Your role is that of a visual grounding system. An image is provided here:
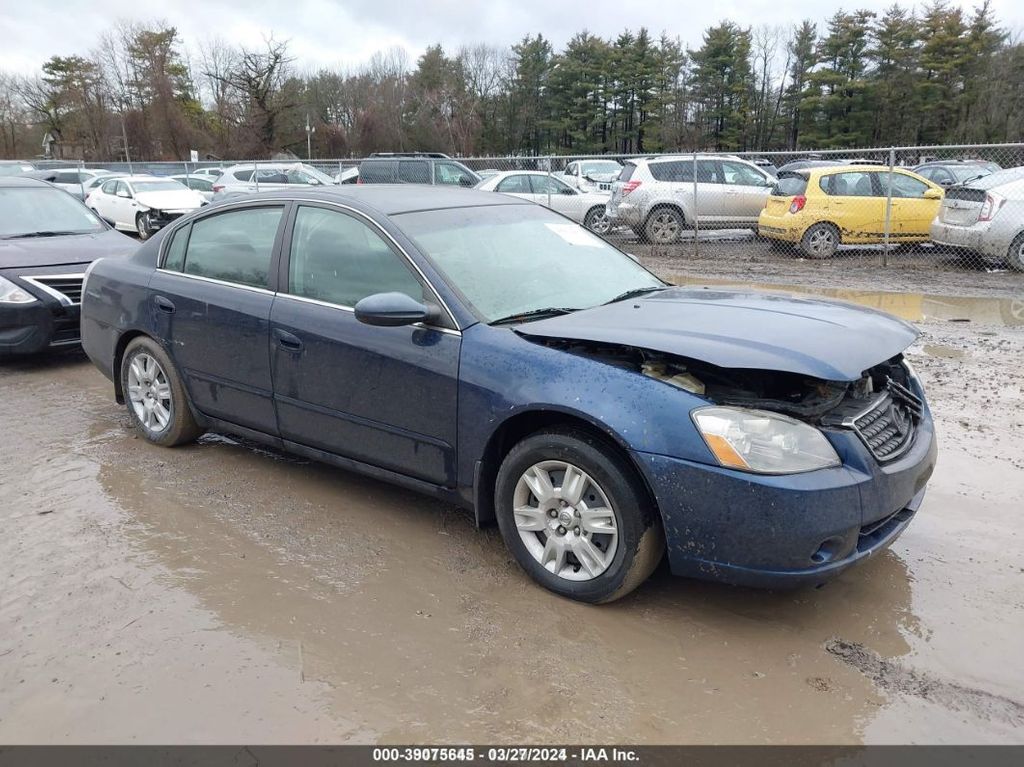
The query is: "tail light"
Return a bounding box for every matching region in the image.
[356,176,364,185]
[978,192,1004,222]
[621,180,642,196]
[789,195,806,214]
[212,184,224,193]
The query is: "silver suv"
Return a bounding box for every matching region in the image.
[607,155,775,243]
[212,163,337,199]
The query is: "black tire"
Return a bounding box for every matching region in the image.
[136,212,153,241]
[1007,233,1024,273]
[800,222,840,259]
[494,428,664,603]
[120,336,203,447]
[583,206,611,235]
[643,207,685,245]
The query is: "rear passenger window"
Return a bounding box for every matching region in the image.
[182,207,284,289]
[163,225,189,271]
[360,161,398,183]
[233,170,254,181]
[821,172,876,197]
[398,160,430,184]
[288,206,423,307]
[650,161,690,182]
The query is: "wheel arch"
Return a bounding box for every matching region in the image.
[472,408,662,533]
[112,329,153,403]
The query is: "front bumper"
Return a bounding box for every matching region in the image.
[0,271,83,356]
[632,411,937,589]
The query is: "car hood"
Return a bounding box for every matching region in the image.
[136,189,204,210]
[516,287,920,381]
[0,228,138,270]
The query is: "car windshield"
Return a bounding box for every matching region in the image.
[132,180,188,193]
[0,164,34,177]
[580,161,621,176]
[0,187,106,237]
[396,205,664,322]
[967,166,1024,190]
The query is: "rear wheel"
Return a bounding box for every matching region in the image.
[800,222,840,259]
[120,337,203,447]
[644,207,685,245]
[1007,233,1024,272]
[495,429,664,603]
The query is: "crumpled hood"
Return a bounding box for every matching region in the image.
[0,228,138,270]
[516,287,920,381]
[136,189,204,211]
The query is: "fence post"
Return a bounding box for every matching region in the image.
[78,158,85,200]
[692,150,700,259]
[545,156,552,209]
[254,159,259,193]
[883,146,895,267]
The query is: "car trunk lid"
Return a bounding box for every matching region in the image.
[938,186,986,226]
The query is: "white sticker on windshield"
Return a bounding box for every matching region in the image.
[544,223,603,247]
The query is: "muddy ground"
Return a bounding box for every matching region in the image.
[1,277,1023,744]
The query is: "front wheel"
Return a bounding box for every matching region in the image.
[136,212,154,241]
[120,337,203,446]
[584,206,611,236]
[800,222,840,259]
[495,429,664,603]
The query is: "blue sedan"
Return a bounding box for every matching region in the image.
[80,187,936,602]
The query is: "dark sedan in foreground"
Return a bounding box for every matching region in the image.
[1,177,137,356]
[80,187,936,602]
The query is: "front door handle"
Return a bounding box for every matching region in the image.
[154,295,175,314]
[273,328,304,352]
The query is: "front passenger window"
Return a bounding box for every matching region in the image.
[288,206,424,307]
[182,207,284,289]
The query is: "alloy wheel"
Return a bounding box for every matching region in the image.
[127,353,172,433]
[512,460,619,581]
[806,226,837,257]
[649,212,680,243]
[587,210,612,235]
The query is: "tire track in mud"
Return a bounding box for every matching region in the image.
[826,638,1024,728]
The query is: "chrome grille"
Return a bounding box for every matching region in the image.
[23,274,85,305]
[850,380,923,462]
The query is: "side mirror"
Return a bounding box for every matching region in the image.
[354,292,437,327]
[923,188,943,200]
[626,252,641,264]
[308,178,322,186]
[116,189,130,198]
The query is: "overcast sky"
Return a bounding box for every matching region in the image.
[1,0,1020,74]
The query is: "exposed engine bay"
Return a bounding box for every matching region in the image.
[539,338,916,424]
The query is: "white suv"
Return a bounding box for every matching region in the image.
[606,155,775,243]
[212,163,337,199]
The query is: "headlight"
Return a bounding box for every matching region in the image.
[692,406,841,474]
[0,275,37,304]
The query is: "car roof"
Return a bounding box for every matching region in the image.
[0,176,52,189]
[210,185,531,216]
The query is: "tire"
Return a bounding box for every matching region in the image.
[494,428,664,603]
[120,336,203,447]
[643,207,685,245]
[1007,233,1024,273]
[800,222,840,259]
[584,206,611,236]
[136,212,153,241]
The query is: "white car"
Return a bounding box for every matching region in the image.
[190,167,224,180]
[212,162,337,199]
[561,159,622,193]
[170,173,216,202]
[85,176,205,240]
[475,170,614,234]
[39,168,117,199]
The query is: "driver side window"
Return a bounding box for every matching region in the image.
[287,206,424,308]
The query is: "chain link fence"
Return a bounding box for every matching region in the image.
[31,143,1024,294]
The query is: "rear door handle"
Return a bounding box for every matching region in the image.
[273,328,304,352]
[154,295,175,314]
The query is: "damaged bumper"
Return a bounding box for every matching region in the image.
[632,412,936,589]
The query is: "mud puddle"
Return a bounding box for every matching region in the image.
[2,315,1023,744]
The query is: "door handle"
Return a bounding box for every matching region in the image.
[154,295,175,314]
[273,328,304,352]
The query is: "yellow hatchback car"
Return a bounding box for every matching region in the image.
[758,165,944,258]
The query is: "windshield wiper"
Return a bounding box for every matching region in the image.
[604,286,667,304]
[490,307,579,325]
[3,230,88,239]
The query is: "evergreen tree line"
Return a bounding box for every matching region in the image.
[0,1,1021,162]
